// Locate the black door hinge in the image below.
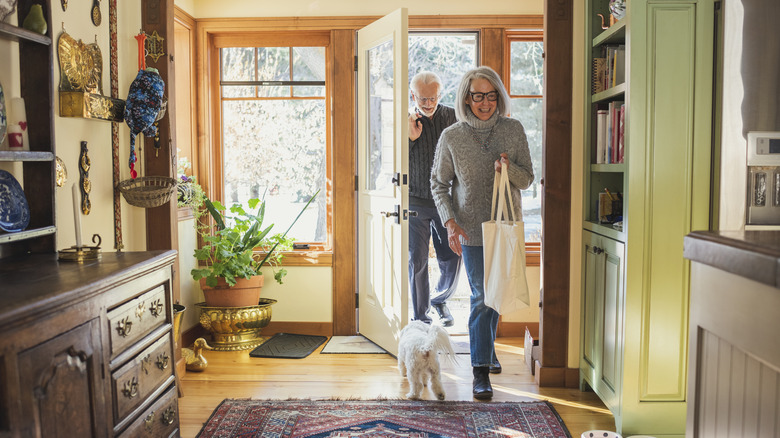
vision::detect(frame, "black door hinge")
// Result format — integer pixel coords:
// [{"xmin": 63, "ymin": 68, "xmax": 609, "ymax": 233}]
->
[{"xmin": 354, "ymin": 55, "xmax": 358, "ymax": 72}]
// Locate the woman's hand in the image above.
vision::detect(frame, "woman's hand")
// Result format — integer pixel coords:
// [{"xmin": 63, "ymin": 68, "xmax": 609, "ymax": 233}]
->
[
  {"xmin": 494, "ymin": 152, "xmax": 509, "ymax": 172},
  {"xmin": 445, "ymin": 219, "xmax": 468, "ymax": 256}
]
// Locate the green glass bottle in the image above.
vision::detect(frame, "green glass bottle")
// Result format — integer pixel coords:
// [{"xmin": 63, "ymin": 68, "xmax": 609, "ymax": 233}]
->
[{"xmin": 23, "ymin": 4, "xmax": 47, "ymax": 35}]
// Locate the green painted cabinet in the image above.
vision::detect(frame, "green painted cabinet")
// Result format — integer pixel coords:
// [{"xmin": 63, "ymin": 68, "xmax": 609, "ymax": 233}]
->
[
  {"xmin": 581, "ymin": 230, "xmax": 625, "ymax": 415},
  {"xmin": 580, "ymin": 0, "xmax": 714, "ymax": 436}
]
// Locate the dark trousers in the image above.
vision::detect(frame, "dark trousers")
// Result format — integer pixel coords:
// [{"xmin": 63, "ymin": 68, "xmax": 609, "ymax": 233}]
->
[{"xmin": 408, "ymin": 202, "xmax": 462, "ymax": 322}]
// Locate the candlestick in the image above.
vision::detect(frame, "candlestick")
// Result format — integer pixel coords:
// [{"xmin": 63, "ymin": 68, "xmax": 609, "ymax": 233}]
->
[{"xmin": 72, "ymin": 183, "xmax": 82, "ymax": 248}]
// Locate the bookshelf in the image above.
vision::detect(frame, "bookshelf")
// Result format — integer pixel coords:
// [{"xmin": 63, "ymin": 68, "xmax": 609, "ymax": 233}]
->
[
  {"xmin": 0, "ymin": 0, "xmax": 57, "ymax": 259},
  {"xmin": 580, "ymin": 0, "xmax": 715, "ymax": 435}
]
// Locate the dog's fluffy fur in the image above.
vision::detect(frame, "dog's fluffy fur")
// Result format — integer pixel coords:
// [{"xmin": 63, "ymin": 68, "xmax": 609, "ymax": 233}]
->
[{"xmin": 397, "ymin": 320, "xmax": 457, "ymax": 400}]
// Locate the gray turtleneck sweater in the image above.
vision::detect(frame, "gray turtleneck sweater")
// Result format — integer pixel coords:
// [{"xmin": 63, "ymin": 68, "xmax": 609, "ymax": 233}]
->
[{"xmin": 430, "ymin": 110, "xmax": 534, "ymax": 246}]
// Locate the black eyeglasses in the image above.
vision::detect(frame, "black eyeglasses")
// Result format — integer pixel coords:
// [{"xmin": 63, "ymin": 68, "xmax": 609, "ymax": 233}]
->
[{"xmin": 469, "ymin": 91, "xmax": 499, "ymax": 102}]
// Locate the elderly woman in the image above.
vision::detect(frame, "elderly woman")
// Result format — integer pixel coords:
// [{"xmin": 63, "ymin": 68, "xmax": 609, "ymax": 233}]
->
[{"xmin": 430, "ymin": 66, "xmax": 534, "ymax": 399}]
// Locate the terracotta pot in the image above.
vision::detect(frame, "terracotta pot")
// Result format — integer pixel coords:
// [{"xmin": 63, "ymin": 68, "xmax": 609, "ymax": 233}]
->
[{"xmin": 200, "ymin": 275, "xmax": 264, "ymax": 307}]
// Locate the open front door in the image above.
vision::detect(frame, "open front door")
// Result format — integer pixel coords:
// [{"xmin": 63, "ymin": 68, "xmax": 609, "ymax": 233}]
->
[{"xmin": 356, "ymin": 8, "xmax": 409, "ymax": 356}]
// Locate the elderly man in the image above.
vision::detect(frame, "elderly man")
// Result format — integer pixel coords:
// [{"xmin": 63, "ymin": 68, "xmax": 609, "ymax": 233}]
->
[{"xmin": 407, "ymin": 71, "xmax": 460, "ymax": 327}]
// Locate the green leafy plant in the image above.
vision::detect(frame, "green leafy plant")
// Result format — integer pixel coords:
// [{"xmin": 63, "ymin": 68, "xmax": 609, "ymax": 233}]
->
[{"xmin": 191, "ymin": 191, "xmax": 318, "ymax": 288}]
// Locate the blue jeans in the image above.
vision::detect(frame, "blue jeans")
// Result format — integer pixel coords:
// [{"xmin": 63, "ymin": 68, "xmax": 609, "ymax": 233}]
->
[
  {"xmin": 408, "ymin": 202, "xmax": 462, "ymax": 322},
  {"xmin": 461, "ymin": 245, "xmax": 500, "ymax": 368}
]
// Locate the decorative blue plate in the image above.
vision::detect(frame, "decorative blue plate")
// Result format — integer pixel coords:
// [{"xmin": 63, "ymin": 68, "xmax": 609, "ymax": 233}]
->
[{"xmin": 0, "ymin": 169, "xmax": 30, "ymax": 232}]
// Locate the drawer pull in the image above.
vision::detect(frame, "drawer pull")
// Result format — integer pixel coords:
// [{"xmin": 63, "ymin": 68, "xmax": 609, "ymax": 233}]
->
[
  {"xmin": 156, "ymin": 353, "xmax": 170, "ymax": 370},
  {"xmin": 144, "ymin": 411, "xmax": 155, "ymax": 431},
  {"xmin": 149, "ymin": 299, "xmax": 164, "ymax": 318},
  {"xmin": 141, "ymin": 354, "xmax": 152, "ymax": 375},
  {"xmin": 135, "ymin": 302, "xmax": 146, "ymax": 319},
  {"xmin": 162, "ymin": 407, "xmax": 176, "ymax": 425},
  {"xmin": 122, "ymin": 377, "xmax": 139, "ymax": 398},
  {"xmin": 116, "ymin": 317, "xmax": 133, "ymax": 337}
]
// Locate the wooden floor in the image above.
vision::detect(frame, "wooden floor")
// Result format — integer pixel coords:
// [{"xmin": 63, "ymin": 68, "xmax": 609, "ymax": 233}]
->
[{"xmin": 178, "ymin": 336, "xmax": 615, "ymax": 437}]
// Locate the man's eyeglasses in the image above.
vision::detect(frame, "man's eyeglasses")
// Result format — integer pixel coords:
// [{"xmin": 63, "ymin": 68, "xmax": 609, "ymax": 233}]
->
[
  {"xmin": 469, "ymin": 91, "xmax": 499, "ymax": 102},
  {"xmin": 415, "ymin": 95, "xmax": 439, "ymax": 104}
]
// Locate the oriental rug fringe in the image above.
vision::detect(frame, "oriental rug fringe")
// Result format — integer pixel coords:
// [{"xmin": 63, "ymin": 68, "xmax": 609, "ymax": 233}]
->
[{"xmin": 197, "ymin": 398, "xmax": 572, "ymax": 437}]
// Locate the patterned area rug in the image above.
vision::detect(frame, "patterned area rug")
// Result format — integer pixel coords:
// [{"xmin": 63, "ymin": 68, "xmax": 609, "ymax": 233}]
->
[{"xmin": 197, "ymin": 399, "xmax": 572, "ymax": 437}]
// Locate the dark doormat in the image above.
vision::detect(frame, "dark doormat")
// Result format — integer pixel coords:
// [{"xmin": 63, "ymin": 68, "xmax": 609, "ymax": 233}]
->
[{"xmin": 249, "ymin": 333, "xmax": 328, "ymax": 359}]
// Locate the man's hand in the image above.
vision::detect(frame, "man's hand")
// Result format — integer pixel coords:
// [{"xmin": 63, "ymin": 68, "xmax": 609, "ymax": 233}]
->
[
  {"xmin": 409, "ymin": 112, "xmax": 422, "ymax": 141},
  {"xmin": 444, "ymin": 219, "xmax": 468, "ymax": 256}
]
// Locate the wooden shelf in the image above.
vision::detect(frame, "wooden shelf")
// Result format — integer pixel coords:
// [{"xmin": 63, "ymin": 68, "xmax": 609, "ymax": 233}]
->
[
  {"xmin": 583, "ymin": 220, "xmax": 625, "ymax": 243},
  {"xmin": 0, "ymin": 151, "xmax": 55, "ymax": 161},
  {"xmin": 591, "ymin": 163, "xmax": 626, "ymax": 173},
  {"xmin": 593, "ymin": 18, "xmax": 626, "ymax": 47},
  {"xmin": 0, "ymin": 226, "xmax": 56, "ymax": 244},
  {"xmin": 0, "ymin": 21, "xmax": 51, "ymax": 45},
  {"xmin": 592, "ymin": 83, "xmax": 626, "ymax": 103}
]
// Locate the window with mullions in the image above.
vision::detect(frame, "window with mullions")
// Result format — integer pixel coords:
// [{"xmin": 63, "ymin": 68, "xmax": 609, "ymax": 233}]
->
[
  {"xmin": 507, "ymin": 33, "xmax": 544, "ymax": 243},
  {"xmin": 220, "ymin": 46, "xmax": 328, "ymax": 244}
]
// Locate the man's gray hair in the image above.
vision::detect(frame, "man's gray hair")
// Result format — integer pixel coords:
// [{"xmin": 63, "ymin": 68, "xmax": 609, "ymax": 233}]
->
[
  {"xmin": 410, "ymin": 71, "xmax": 443, "ymax": 95},
  {"xmin": 454, "ymin": 66, "xmax": 511, "ymax": 121}
]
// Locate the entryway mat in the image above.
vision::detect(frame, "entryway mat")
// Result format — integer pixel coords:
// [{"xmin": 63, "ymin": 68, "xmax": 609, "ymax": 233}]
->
[
  {"xmin": 320, "ymin": 335, "xmax": 387, "ymax": 354},
  {"xmin": 451, "ymin": 336, "xmax": 470, "ymax": 354},
  {"xmin": 249, "ymin": 333, "xmax": 328, "ymax": 359}
]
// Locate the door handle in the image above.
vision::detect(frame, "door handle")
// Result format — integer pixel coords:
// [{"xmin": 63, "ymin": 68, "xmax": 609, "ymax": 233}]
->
[
  {"xmin": 380, "ymin": 211, "xmax": 399, "ymax": 218},
  {"xmin": 405, "ymin": 210, "xmax": 418, "ymax": 219},
  {"xmin": 379, "ymin": 205, "xmax": 401, "ymax": 224}
]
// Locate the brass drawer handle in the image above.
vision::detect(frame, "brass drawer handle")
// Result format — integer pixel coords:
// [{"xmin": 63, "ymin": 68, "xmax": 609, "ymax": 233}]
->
[
  {"xmin": 162, "ymin": 407, "xmax": 176, "ymax": 425},
  {"xmin": 116, "ymin": 317, "xmax": 133, "ymax": 337},
  {"xmin": 156, "ymin": 352, "xmax": 170, "ymax": 370},
  {"xmin": 144, "ymin": 411, "xmax": 155, "ymax": 431},
  {"xmin": 149, "ymin": 299, "xmax": 164, "ymax": 318},
  {"xmin": 135, "ymin": 302, "xmax": 146, "ymax": 320},
  {"xmin": 141, "ymin": 354, "xmax": 152, "ymax": 375},
  {"xmin": 121, "ymin": 377, "xmax": 139, "ymax": 398}
]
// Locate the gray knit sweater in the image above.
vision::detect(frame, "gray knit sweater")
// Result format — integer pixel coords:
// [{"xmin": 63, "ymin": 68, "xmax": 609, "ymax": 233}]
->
[{"xmin": 430, "ymin": 110, "xmax": 534, "ymax": 246}]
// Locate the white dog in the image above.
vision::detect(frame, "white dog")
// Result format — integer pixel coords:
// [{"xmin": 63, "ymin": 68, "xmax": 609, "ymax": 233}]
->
[{"xmin": 398, "ymin": 320, "xmax": 457, "ymax": 400}]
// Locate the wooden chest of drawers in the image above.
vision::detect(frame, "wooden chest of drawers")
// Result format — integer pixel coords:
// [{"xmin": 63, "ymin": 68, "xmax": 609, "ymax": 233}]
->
[{"xmin": 0, "ymin": 251, "xmax": 179, "ymax": 438}]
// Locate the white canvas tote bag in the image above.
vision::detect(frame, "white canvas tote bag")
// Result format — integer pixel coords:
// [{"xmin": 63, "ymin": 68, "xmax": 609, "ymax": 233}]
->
[{"xmin": 482, "ymin": 163, "xmax": 531, "ymax": 314}]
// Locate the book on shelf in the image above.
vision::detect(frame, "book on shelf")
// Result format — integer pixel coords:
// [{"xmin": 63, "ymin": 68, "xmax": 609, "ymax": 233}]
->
[
  {"xmin": 596, "ymin": 109, "xmax": 607, "ymax": 163},
  {"xmin": 618, "ymin": 104, "xmax": 625, "ymax": 163},
  {"xmin": 594, "ymin": 102, "xmax": 624, "ymax": 165},
  {"xmin": 592, "ymin": 57, "xmax": 606, "ymax": 94}
]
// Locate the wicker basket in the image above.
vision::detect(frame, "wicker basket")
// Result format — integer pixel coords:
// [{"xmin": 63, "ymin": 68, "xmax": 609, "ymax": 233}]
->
[{"xmin": 118, "ymin": 176, "xmax": 178, "ymax": 208}]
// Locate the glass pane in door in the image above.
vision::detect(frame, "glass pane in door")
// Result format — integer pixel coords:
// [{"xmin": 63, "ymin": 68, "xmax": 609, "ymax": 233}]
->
[{"xmin": 365, "ymin": 40, "xmax": 394, "ymax": 193}]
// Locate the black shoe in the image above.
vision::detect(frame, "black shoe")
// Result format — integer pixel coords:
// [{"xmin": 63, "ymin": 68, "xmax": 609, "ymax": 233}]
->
[
  {"xmin": 432, "ymin": 303, "xmax": 454, "ymax": 327},
  {"xmin": 472, "ymin": 367, "xmax": 493, "ymax": 399},
  {"xmin": 489, "ymin": 362, "xmax": 502, "ymax": 374}
]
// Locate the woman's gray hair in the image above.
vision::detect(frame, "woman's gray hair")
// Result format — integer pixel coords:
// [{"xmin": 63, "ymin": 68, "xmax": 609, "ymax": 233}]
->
[
  {"xmin": 410, "ymin": 71, "xmax": 443, "ymax": 95},
  {"xmin": 454, "ymin": 66, "xmax": 511, "ymax": 121}
]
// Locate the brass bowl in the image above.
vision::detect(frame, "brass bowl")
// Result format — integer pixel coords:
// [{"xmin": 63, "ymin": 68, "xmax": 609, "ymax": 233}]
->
[{"xmin": 196, "ymin": 298, "xmax": 277, "ymax": 351}]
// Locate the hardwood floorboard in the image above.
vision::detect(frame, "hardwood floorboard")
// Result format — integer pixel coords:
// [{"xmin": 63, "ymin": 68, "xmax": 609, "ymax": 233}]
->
[{"xmin": 178, "ymin": 336, "xmax": 615, "ymax": 437}]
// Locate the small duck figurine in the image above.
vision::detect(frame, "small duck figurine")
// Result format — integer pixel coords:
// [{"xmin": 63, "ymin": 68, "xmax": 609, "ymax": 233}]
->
[{"xmin": 183, "ymin": 337, "xmax": 213, "ymax": 372}]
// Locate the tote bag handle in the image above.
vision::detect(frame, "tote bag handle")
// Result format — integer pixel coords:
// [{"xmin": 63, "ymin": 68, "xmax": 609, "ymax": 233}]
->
[{"xmin": 490, "ymin": 163, "xmax": 516, "ymax": 223}]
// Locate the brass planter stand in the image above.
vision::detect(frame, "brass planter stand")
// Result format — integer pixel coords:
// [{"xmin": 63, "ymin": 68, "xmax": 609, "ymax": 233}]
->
[{"xmin": 196, "ymin": 298, "xmax": 276, "ymax": 351}]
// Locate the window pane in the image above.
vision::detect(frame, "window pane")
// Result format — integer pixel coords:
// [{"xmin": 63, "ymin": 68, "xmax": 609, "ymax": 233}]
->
[
  {"xmin": 366, "ymin": 40, "xmax": 395, "ymax": 193},
  {"xmin": 292, "ymin": 47, "xmax": 326, "ymax": 81},
  {"xmin": 293, "ymin": 86, "xmax": 325, "ymax": 97},
  {"xmin": 510, "ymin": 41, "xmax": 544, "ymax": 96},
  {"xmin": 221, "ymin": 48, "xmax": 255, "ymax": 81},
  {"xmin": 257, "ymin": 86, "xmax": 289, "ymax": 98},
  {"xmin": 510, "ymin": 97, "xmax": 542, "ymax": 242},
  {"xmin": 257, "ymin": 47, "xmax": 290, "ymax": 81},
  {"xmin": 409, "ymin": 33, "xmax": 478, "ymax": 107},
  {"xmin": 222, "ymin": 99, "xmax": 327, "ymax": 242},
  {"xmin": 222, "ymin": 86, "xmax": 255, "ymax": 98}
]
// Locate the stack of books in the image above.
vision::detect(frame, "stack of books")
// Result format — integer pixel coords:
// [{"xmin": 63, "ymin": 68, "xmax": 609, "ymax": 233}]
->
[
  {"xmin": 595, "ymin": 101, "xmax": 625, "ymax": 164},
  {"xmin": 592, "ymin": 44, "xmax": 626, "ymax": 94}
]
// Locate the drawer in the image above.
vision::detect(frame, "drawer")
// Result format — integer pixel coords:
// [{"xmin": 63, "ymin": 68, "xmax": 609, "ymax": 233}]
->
[
  {"xmin": 108, "ymin": 286, "xmax": 168, "ymax": 357},
  {"xmin": 117, "ymin": 386, "xmax": 178, "ymax": 438},
  {"xmin": 112, "ymin": 334, "xmax": 174, "ymax": 423}
]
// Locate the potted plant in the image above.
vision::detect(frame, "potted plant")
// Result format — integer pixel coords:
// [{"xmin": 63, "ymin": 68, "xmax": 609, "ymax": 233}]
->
[{"xmin": 191, "ymin": 191, "xmax": 318, "ymax": 307}]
